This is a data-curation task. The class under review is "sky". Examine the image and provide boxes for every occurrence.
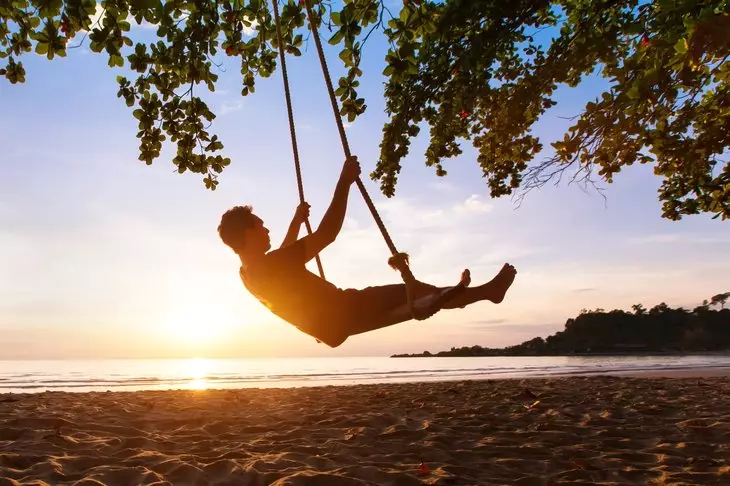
[0,4,728,360]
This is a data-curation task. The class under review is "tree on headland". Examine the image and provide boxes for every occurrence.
[711,292,730,309]
[649,302,670,315]
[2,0,728,219]
[631,303,647,315]
[694,299,711,312]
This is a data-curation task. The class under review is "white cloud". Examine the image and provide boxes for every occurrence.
[86,4,105,29]
[220,99,244,115]
[453,194,492,214]
[343,216,360,230]
[241,19,258,37]
[376,198,446,231]
[307,197,496,288]
[82,3,157,31]
[82,4,247,33]
[325,195,536,286]
[313,225,394,289]
[428,180,457,193]
[377,194,493,235]
[420,209,445,223]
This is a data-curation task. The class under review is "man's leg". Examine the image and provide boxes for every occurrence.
[404,263,516,307]
[440,263,517,308]
[339,283,417,337]
[342,263,517,337]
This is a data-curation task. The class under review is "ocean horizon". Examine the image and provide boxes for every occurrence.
[2,355,730,394]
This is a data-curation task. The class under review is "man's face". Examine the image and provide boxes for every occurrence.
[244,216,271,253]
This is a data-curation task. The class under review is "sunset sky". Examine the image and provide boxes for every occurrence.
[1,5,728,359]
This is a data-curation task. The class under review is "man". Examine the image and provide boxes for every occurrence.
[218,156,517,347]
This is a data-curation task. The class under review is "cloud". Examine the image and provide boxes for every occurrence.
[573,287,597,293]
[453,194,492,214]
[240,19,258,37]
[315,225,395,287]
[309,194,512,287]
[81,3,158,32]
[220,99,245,115]
[420,209,446,224]
[322,195,543,287]
[81,4,254,34]
[85,4,105,29]
[377,194,493,233]
[466,318,508,326]
[428,180,457,193]
[343,216,360,230]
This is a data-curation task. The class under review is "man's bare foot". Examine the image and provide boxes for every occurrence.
[460,269,471,287]
[486,263,517,304]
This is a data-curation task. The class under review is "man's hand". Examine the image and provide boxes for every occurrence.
[281,201,311,248]
[339,156,361,186]
[293,202,311,225]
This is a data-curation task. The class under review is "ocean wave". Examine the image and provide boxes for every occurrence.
[2,357,730,393]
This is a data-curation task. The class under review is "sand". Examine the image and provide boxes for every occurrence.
[2,375,730,485]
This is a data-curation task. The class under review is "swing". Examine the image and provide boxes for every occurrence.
[270,0,467,323]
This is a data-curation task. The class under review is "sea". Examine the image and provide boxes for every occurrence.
[1,355,730,394]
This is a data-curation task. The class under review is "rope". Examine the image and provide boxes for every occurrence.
[298,0,474,317]
[301,0,401,259]
[271,0,325,279]
[268,0,468,320]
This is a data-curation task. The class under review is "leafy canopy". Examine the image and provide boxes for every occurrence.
[1,0,729,219]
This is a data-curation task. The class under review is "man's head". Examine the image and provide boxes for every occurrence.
[218,205,271,256]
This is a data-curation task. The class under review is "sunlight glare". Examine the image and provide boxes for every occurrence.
[162,302,232,345]
[184,357,210,390]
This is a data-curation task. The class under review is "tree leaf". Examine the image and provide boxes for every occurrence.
[674,38,688,54]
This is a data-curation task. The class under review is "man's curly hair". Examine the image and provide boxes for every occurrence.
[218,205,256,253]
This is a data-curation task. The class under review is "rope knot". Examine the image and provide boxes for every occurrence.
[388,253,416,284]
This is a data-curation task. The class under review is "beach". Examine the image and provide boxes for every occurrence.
[1,373,730,485]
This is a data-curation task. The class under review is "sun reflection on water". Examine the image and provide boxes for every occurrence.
[184,357,210,390]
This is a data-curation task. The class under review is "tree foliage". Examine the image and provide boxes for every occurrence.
[710,291,730,308]
[2,0,729,219]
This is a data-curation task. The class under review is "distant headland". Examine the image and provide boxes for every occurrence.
[392,294,730,357]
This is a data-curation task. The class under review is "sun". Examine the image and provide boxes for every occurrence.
[154,291,271,356]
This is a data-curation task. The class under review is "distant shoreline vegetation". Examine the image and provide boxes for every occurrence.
[392,294,730,358]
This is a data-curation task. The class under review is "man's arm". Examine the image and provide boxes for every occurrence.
[299,156,361,262]
[280,202,310,249]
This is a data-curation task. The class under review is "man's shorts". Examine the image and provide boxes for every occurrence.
[310,284,408,347]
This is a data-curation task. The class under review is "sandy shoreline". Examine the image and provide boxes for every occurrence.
[616,367,730,379]
[552,366,730,380]
[2,373,730,485]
